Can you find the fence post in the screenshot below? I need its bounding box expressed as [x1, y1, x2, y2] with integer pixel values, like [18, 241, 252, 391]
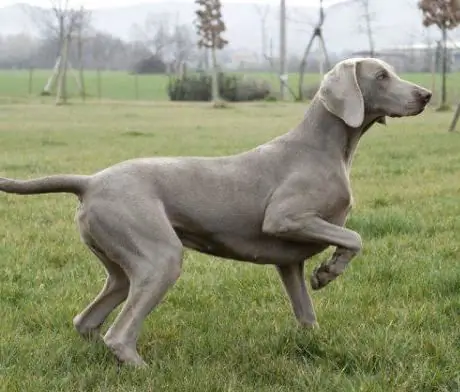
[134, 73, 139, 100]
[97, 68, 102, 99]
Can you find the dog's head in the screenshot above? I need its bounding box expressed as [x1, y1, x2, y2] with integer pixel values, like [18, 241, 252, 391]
[318, 57, 432, 128]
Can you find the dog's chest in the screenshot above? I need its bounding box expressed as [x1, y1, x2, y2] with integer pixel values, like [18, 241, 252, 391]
[177, 228, 326, 264]
[322, 180, 354, 224]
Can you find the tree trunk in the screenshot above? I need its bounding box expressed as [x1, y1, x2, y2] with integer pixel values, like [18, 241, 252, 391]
[261, 18, 267, 62]
[279, 0, 287, 100]
[77, 32, 86, 101]
[42, 57, 61, 95]
[430, 44, 437, 104]
[56, 34, 70, 105]
[363, 0, 375, 57]
[298, 32, 317, 101]
[210, 46, 220, 104]
[448, 102, 460, 132]
[440, 25, 448, 109]
[203, 49, 210, 70]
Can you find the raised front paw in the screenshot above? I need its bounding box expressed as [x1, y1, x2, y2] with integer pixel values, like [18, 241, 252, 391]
[310, 263, 338, 290]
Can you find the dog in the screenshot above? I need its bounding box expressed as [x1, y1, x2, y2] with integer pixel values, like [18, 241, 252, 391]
[0, 58, 431, 366]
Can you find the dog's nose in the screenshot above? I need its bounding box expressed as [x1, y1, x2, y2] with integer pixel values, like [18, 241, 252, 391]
[416, 89, 432, 104]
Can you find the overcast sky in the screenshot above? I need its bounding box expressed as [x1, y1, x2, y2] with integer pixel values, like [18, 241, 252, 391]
[1, 0, 343, 9]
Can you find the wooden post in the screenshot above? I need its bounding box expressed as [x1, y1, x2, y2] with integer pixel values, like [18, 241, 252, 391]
[42, 56, 61, 96]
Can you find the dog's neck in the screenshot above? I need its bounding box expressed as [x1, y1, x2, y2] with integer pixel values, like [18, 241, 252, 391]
[291, 96, 380, 168]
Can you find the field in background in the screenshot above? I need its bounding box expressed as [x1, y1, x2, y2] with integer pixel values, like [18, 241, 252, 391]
[1, 69, 460, 104]
[0, 99, 459, 391]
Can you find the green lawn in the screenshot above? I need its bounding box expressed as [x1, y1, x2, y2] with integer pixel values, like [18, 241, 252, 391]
[0, 99, 460, 391]
[1, 69, 460, 105]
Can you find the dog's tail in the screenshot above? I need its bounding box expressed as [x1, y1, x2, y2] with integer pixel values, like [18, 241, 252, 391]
[0, 175, 89, 196]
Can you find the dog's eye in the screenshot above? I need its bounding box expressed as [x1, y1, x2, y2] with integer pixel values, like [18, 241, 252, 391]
[376, 71, 388, 81]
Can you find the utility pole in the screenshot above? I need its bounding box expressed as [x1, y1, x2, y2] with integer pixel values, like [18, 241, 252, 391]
[280, 0, 287, 100]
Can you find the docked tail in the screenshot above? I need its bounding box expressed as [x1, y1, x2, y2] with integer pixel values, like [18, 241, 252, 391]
[0, 174, 89, 196]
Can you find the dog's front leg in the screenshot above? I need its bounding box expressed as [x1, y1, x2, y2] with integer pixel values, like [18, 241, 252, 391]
[277, 262, 318, 328]
[263, 213, 362, 290]
[310, 247, 358, 290]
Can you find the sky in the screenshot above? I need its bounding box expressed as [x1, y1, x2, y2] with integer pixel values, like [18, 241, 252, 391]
[0, 0, 343, 10]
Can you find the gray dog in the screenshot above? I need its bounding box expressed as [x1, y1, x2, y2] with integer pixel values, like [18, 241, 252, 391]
[0, 58, 431, 367]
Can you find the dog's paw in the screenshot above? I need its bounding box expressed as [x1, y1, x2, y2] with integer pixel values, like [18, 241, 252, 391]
[300, 321, 320, 330]
[73, 315, 102, 341]
[104, 336, 148, 368]
[310, 263, 336, 290]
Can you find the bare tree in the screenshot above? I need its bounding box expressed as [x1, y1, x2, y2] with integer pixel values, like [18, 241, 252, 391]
[54, 4, 89, 105]
[74, 9, 92, 100]
[195, 0, 229, 106]
[356, 0, 376, 57]
[418, 0, 460, 110]
[0, 33, 38, 68]
[280, 0, 287, 100]
[171, 24, 197, 74]
[131, 14, 196, 74]
[28, 1, 90, 104]
[131, 14, 172, 59]
[254, 4, 270, 62]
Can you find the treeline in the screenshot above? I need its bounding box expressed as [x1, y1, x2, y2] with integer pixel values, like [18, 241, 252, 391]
[0, 32, 152, 70]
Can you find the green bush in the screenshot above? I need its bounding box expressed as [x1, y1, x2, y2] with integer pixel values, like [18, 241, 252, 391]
[168, 72, 271, 102]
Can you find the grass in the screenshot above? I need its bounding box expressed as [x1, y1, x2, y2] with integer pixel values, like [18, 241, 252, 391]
[2, 69, 460, 105]
[0, 98, 460, 391]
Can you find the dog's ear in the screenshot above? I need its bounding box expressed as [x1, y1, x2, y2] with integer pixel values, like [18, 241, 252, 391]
[377, 116, 386, 125]
[319, 60, 364, 128]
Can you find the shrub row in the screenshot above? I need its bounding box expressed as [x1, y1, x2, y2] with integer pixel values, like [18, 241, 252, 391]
[168, 73, 271, 102]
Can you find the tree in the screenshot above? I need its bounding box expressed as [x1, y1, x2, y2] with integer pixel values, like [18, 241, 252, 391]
[90, 32, 128, 70]
[418, 0, 460, 110]
[132, 55, 167, 74]
[131, 14, 196, 75]
[195, 0, 229, 106]
[356, 0, 376, 57]
[254, 4, 270, 62]
[28, 1, 91, 104]
[0, 33, 38, 69]
[170, 24, 197, 74]
[74, 8, 92, 100]
[54, 4, 89, 105]
[131, 13, 172, 60]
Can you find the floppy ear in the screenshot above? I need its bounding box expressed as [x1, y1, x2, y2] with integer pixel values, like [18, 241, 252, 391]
[319, 60, 365, 128]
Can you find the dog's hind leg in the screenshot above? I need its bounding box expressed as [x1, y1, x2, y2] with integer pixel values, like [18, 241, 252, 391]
[82, 199, 183, 367]
[73, 245, 130, 340]
[103, 243, 182, 367]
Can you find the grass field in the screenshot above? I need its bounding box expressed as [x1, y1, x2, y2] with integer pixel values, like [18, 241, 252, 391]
[2, 69, 460, 105]
[0, 98, 460, 391]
